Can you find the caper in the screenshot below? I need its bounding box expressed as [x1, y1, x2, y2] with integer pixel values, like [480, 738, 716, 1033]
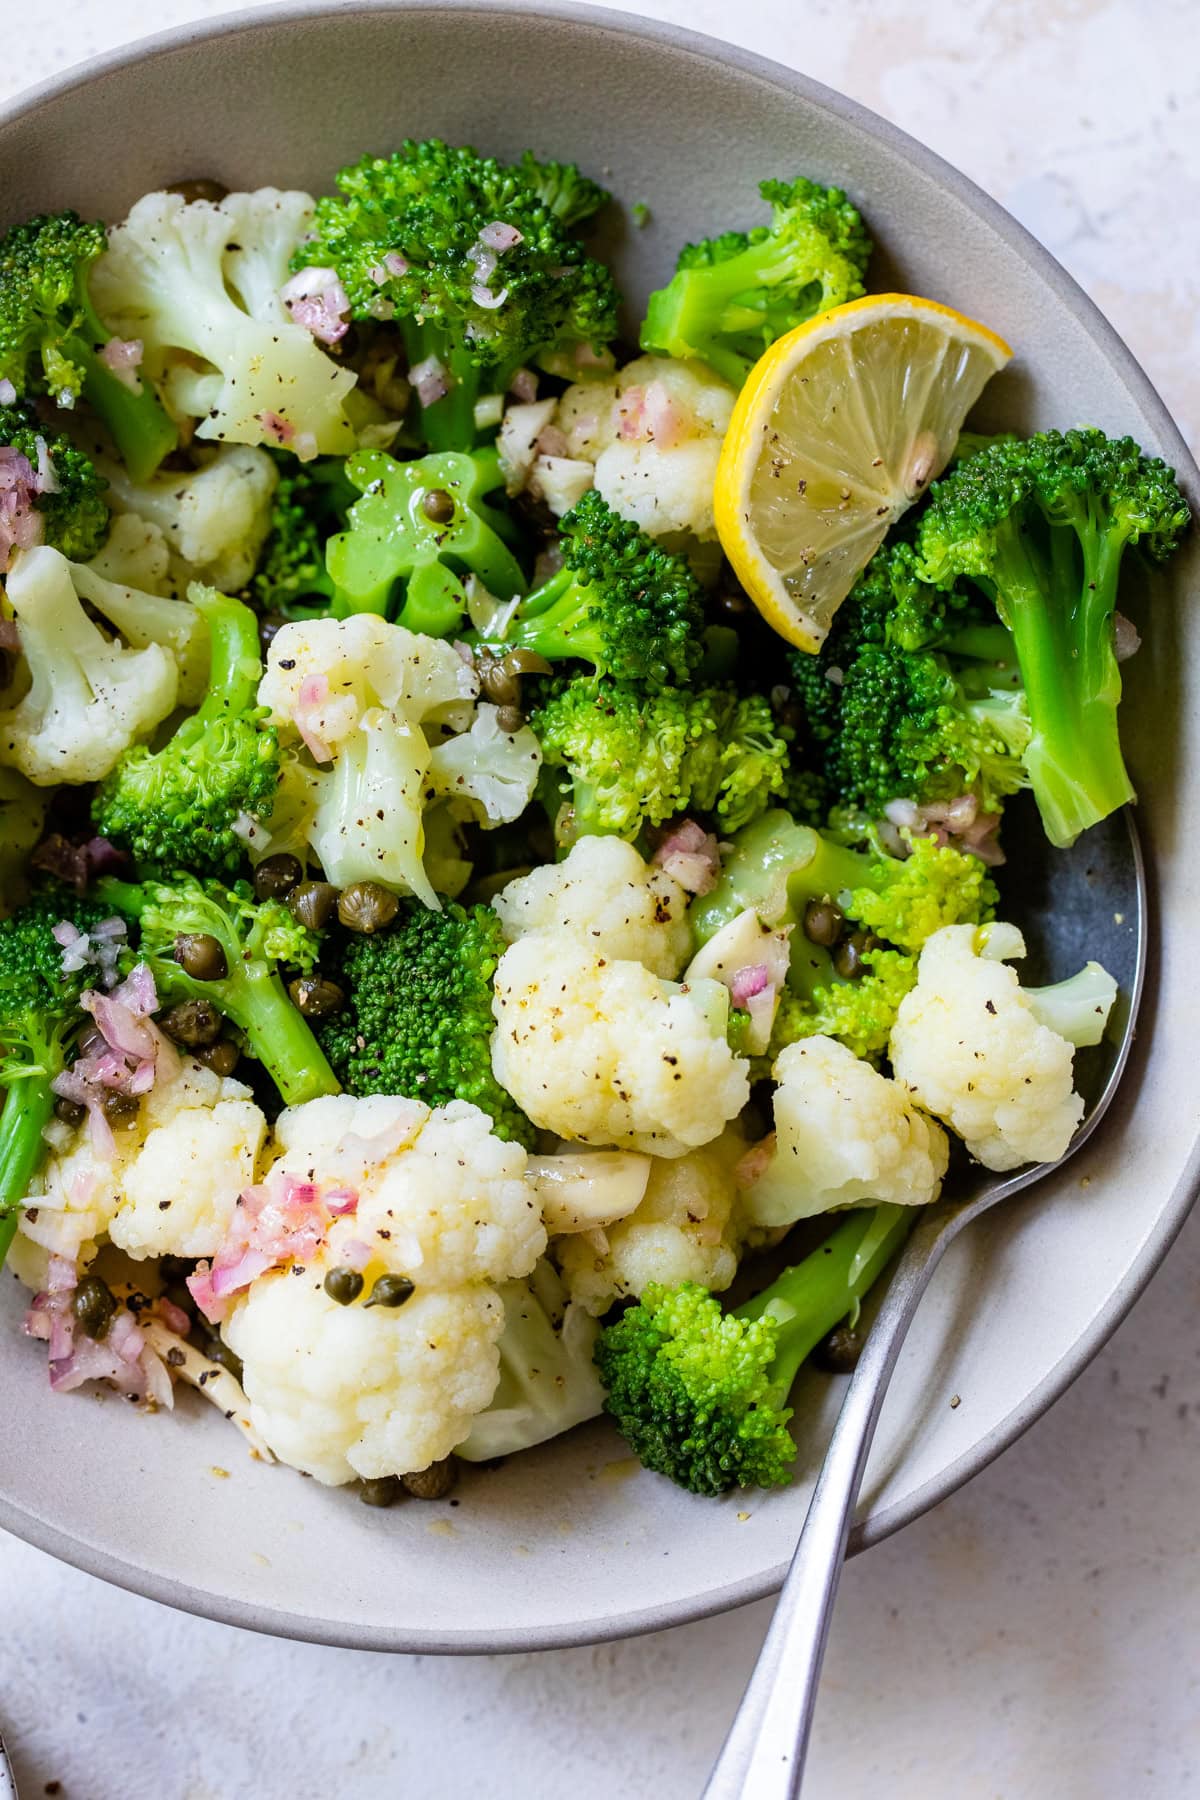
[832, 930, 878, 982]
[287, 880, 339, 931]
[290, 974, 345, 1019]
[803, 899, 845, 948]
[401, 1457, 458, 1501]
[159, 997, 223, 1048]
[364, 1273, 415, 1309]
[500, 648, 552, 677]
[207, 1338, 245, 1384]
[494, 704, 524, 734]
[479, 659, 520, 707]
[253, 853, 304, 902]
[422, 487, 456, 524]
[812, 1324, 865, 1375]
[359, 1475, 402, 1508]
[323, 1266, 365, 1306]
[72, 1275, 117, 1342]
[258, 612, 287, 655]
[77, 1023, 107, 1061]
[102, 1091, 140, 1128]
[53, 1096, 86, 1127]
[195, 1038, 240, 1077]
[337, 881, 399, 935]
[167, 176, 229, 204]
[174, 932, 228, 981]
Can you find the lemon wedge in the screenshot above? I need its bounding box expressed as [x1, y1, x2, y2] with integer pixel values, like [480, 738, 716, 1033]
[713, 294, 1012, 650]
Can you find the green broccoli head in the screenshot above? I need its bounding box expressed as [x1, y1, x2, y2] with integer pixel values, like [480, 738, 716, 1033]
[785, 538, 1030, 820]
[0, 888, 115, 1259]
[315, 899, 535, 1145]
[325, 444, 526, 624]
[92, 587, 280, 875]
[516, 152, 610, 228]
[300, 140, 620, 450]
[0, 402, 109, 562]
[495, 490, 706, 688]
[0, 211, 178, 482]
[595, 1206, 911, 1495]
[917, 427, 1190, 847]
[95, 871, 337, 1107]
[640, 175, 872, 385]
[247, 457, 356, 616]
[532, 678, 790, 843]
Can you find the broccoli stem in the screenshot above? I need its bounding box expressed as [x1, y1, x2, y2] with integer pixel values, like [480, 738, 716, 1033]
[990, 518, 1133, 848]
[400, 323, 487, 453]
[0, 1070, 55, 1266]
[736, 1204, 913, 1401]
[73, 284, 178, 483]
[189, 587, 263, 722]
[160, 961, 339, 1106]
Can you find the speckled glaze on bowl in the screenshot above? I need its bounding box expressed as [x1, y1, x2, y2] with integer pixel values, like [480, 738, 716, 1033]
[0, 0, 1197, 1655]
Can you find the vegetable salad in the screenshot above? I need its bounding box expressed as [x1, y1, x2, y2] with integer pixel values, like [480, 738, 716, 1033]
[0, 141, 1187, 1503]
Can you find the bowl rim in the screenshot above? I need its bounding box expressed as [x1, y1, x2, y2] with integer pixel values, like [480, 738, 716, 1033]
[1, 0, 1197, 1657]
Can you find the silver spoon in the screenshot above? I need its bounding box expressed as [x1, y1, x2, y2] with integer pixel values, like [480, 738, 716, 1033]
[705, 802, 1146, 1799]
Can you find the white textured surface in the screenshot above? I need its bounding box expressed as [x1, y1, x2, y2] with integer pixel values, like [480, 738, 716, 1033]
[2, 2, 1199, 1795]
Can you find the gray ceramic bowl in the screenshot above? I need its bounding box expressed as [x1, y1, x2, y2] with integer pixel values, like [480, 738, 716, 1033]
[1, 0, 1197, 1655]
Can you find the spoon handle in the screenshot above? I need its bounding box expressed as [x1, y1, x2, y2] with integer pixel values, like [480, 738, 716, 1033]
[703, 1206, 965, 1800]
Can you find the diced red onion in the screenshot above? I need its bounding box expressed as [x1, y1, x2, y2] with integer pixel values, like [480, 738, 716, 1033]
[734, 1136, 776, 1188]
[156, 1297, 192, 1336]
[470, 283, 509, 311]
[257, 410, 295, 446]
[654, 821, 721, 896]
[0, 378, 15, 404]
[338, 1236, 373, 1271]
[383, 252, 409, 278]
[745, 985, 777, 1042]
[480, 221, 523, 252]
[1114, 611, 1141, 662]
[509, 367, 538, 402]
[280, 267, 351, 347]
[408, 355, 451, 408]
[33, 437, 59, 493]
[0, 446, 44, 573]
[729, 963, 772, 1007]
[52, 920, 82, 948]
[98, 337, 144, 393]
[535, 424, 569, 459]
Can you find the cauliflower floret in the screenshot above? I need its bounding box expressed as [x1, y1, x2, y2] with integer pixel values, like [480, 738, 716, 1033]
[223, 1267, 504, 1484]
[271, 1095, 545, 1288]
[555, 1129, 747, 1315]
[491, 933, 750, 1156]
[0, 545, 177, 784]
[12, 1056, 265, 1270]
[258, 616, 479, 904]
[740, 1036, 949, 1229]
[427, 703, 542, 827]
[889, 922, 1112, 1171]
[492, 835, 691, 979]
[96, 443, 278, 592]
[552, 354, 736, 540]
[109, 1084, 267, 1259]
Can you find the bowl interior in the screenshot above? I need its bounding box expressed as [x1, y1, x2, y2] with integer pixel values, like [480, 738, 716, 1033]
[1, 1, 1197, 1653]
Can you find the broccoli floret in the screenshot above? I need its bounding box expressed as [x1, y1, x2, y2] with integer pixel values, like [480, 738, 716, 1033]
[640, 176, 872, 385]
[0, 890, 113, 1266]
[246, 457, 355, 616]
[532, 679, 790, 843]
[95, 872, 338, 1106]
[325, 445, 526, 624]
[93, 587, 280, 875]
[691, 810, 995, 1058]
[483, 490, 705, 688]
[786, 538, 1031, 819]
[917, 427, 1190, 846]
[315, 899, 534, 1144]
[0, 212, 178, 482]
[457, 1258, 604, 1459]
[300, 139, 620, 451]
[595, 1205, 911, 1494]
[0, 402, 109, 562]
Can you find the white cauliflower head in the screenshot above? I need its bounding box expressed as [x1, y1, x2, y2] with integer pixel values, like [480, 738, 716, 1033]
[490, 933, 750, 1156]
[223, 1266, 505, 1484]
[889, 922, 1114, 1171]
[427, 703, 542, 828]
[271, 1095, 545, 1289]
[552, 354, 736, 541]
[555, 1128, 747, 1315]
[96, 443, 278, 593]
[258, 616, 479, 904]
[0, 546, 178, 784]
[740, 1036, 949, 1229]
[218, 1095, 547, 1484]
[492, 835, 692, 979]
